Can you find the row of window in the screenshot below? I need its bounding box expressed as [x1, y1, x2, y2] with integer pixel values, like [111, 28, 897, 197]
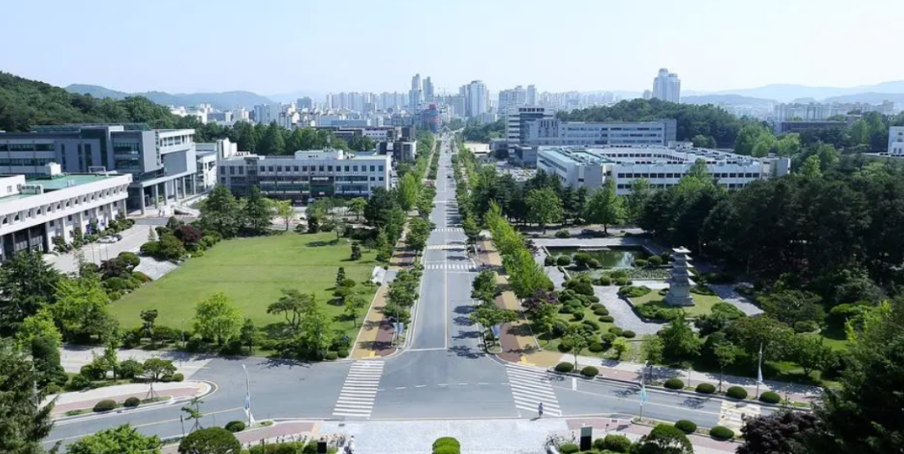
[1, 187, 125, 226]
[158, 135, 192, 147]
[221, 164, 385, 175]
[0, 143, 55, 152]
[616, 172, 761, 179]
[616, 182, 750, 190]
[0, 158, 56, 166]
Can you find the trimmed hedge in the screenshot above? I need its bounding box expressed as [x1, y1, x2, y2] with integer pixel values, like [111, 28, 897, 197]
[582, 319, 600, 331]
[664, 378, 684, 390]
[555, 362, 575, 373]
[225, 420, 246, 433]
[593, 306, 610, 316]
[325, 351, 339, 361]
[597, 276, 612, 286]
[599, 315, 615, 323]
[559, 443, 580, 454]
[599, 434, 632, 453]
[171, 373, 184, 382]
[571, 312, 586, 321]
[759, 391, 781, 404]
[433, 437, 461, 450]
[581, 366, 599, 377]
[558, 342, 573, 353]
[123, 397, 140, 408]
[710, 426, 735, 440]
[588, 342, 605, 352]
[695, 383, 716, 394]
[608, 327, 623, 336]
[726, 386, 748, 400]
[674, 419, 697, 434]
[621, 330, 636, 338]
[93, 399, 117, 412]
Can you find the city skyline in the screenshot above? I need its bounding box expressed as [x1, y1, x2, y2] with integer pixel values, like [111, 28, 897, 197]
[2, 0, 902, 96]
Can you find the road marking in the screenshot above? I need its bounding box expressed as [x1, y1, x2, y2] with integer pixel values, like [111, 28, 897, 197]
[332, 360, 384, 419]
[407, 347, 447, 352]
[415, 385, 426, 388]
[45, 407, 243, 443]
[719, 400, 761, 431]
[505, 363, 563, 417]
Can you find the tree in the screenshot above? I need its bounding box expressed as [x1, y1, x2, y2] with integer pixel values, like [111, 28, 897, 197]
[141, 309, 158, 347]
[640, 334, 664, 365]
[658, 313, 700, 360]
[193, 293, 243, 346]
[462, 215, 481, 248]
[295, 297, 333, 360]
[344, 294, 367, 328]
[737, 411, 820, 454]
[624, 178, 653, 224]
[53, 274, 116, 342]
[274, 199, 294, 231]
[180, 397, 205, 433]
[350, 242, 362, 260]
[397, 173, 420, 211]
[787, 334, 831, 377]
[143, 358, 176, 382]
[200, 185, 240, 238]
[258, 122, 286, 155]
[692, 134, 717, 148]
[584, 179, 623, 234]
[0, 340, 54, 454]
[800, 154, 822, 178]
[848, 119, 869, 145]
[102, 335, 120, 381]
[631, 423, 693, 454]
[406, 217, 433, 252]
[525, 187, 562, 233]
[612, 337, 629, 360]
[375, 228, 392, 262]
[67, 424, 162, 454]
[471, 270, 498, 304]
[335, 267, 347, 289]
[30, 335, 68, 390]
[469, 303, 518, 331]
[713, 341, 739, 392]
[16, 308, 62, 349]
[364, 187, 397, 227]
[563, 329, 590, 368]
[239, 319, 256, 355]
[241, 186, 273, 234]
[178, 427, 240, 454]
[348, 197, 367, 221]
[0, 249, 61, 332]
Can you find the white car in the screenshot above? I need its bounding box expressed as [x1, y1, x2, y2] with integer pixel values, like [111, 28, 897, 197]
[97, 235, 119, 244]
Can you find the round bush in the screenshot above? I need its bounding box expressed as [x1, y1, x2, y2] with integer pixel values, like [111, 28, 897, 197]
[225, 420, 246, 433]
[634, 258, 648, 268]
[600, 332, 616, 347]
[66, 374, 93, 391]
[325, 351, 339, 361]
[558, 342, 573, 353]
[588, 342, 605, 352]
[171, 373, 184, 382]
[759, 391, 781, 404]
[621, 330, 636, 338]
[581, 366, 599, 377]
[674, 419, 697, 434]
[648, 255, 663, 266]
[179, 427, 240, 454]
[555, 362, 575, 373]
[598, 276, 612, 286]
[589, 295, 600, 303]
[600, 434, 632, 453]
[337, 348, 349, 358]
[593, 306, 609, 316]
[726, 386, 748, 400]
[710, 426, 735, 440]
[559, 443, 580, 454]
[571, 312, 585, 321]
[599, 315, 615, 323]
[559, 305, 576, 315]
[695, 383, 716, 394]
[615, 277, 628, 286]
[544, 255, 556, 266]
[433, 437, 461, 450]
[608, 326, 623, 336]
[556, 255, 572, 266]
[123, 397, 140, 408]
[590, 302, 604, 310]
[433, 446, 460, 454]
[793, 320, 819, 333]
[582, 319, 600, 331]
[664, 378, 685, 390]
[93, 399, 117, 412]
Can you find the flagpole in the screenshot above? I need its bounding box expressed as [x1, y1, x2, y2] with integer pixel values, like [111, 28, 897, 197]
[242, 364, 255, 426]
[755, 343, 763, 399]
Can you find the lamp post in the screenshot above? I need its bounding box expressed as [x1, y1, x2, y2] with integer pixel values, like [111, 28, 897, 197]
[242, 364, 254, 427]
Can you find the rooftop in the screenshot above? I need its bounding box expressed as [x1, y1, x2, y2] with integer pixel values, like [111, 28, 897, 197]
[539, 144, 769, 166]
[30, 123, 153, 133]
[0, 173, 129, 204]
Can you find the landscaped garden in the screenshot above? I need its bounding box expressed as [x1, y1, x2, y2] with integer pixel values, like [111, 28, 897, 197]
[109, 232, 379, 341]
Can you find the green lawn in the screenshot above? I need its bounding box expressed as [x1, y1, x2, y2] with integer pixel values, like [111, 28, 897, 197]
[109, 232, 379, 339]
[539, 305, 617, 359]
[631, 290, 722, 318]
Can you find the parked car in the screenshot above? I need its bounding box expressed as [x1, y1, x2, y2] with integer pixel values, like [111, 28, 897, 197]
[98, 235, 119, 244]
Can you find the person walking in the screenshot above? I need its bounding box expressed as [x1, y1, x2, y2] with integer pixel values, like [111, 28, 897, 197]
[538, 402, 544, 418]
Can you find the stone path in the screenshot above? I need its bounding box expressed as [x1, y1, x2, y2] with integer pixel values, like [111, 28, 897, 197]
[593, 286, 665, 336]
[708, 284, 763, 316]
[59, 346, 215, 378]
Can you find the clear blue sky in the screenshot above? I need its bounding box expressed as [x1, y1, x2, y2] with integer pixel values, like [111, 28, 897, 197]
[3, 0, 901, 96]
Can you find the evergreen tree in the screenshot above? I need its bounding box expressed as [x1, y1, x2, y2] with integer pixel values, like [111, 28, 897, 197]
[0, 340, 54, 454]
[258, 122, 286, 155]
[199, 185, 240, 238]
[240, 186, 273, 234]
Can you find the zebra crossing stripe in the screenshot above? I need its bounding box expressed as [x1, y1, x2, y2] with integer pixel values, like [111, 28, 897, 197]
[332, 360, 384, 418]
[505, 364, 562, 416]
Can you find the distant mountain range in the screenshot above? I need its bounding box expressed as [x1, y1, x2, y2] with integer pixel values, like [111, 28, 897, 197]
[684, 80, 904, 104]
[682, 94, 777, 106]
[65, 84, 274, 110]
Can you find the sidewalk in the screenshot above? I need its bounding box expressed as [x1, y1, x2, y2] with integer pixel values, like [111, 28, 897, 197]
[351, 286, 396, 358]
[47, 381, 210, 416]
[162, 420, 320, 453]
[59, 346, 215, 379]
[567, 418, 736, 454]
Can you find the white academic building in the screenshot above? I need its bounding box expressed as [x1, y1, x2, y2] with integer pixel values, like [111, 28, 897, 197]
[536, 143, 790, 195]
[217, 149, 391, 202]
[889, 126, 904, 156]
[0, 165, 132, 261]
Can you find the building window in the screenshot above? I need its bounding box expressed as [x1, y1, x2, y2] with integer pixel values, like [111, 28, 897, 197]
[353, 166, 359, 172]
[344, 166, 350, 172]
[277, 166, 283, 172]
[294, 166, 299, 171]
[238, 167, 244, 175]
[327, 166, 333, 172]
[229, 167, 235, 175]
[67, 215, 72, 221]
[302, 166, 308, 172]
[318, 166, 324, 172]
[378, 165, 384, 171]
[369, 166, 375, 172]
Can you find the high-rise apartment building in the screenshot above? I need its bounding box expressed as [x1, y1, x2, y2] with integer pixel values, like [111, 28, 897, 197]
[526, 85, 537, 106]
[652, 68, 681, 103]
[423, 77, 435, 103]
[297, 97, 314, 112]
[467, 80, 488, 119]
[498, 86, 527, 113]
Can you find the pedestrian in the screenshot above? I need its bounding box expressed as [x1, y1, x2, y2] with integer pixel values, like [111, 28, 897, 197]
[538, 402, 544, 418]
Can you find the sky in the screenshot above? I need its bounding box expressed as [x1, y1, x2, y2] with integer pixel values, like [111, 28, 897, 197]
[2, 0, 902, 97]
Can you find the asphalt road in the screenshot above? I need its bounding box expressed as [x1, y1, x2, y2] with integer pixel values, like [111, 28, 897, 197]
[45, 134, 747, 444]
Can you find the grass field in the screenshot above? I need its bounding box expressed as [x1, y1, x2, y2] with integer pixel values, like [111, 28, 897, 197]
[109, 232, 379, 339]
[631, 290, 722, 318]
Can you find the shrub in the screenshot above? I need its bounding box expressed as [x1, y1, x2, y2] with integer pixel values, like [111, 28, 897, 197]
[599, 315, 615, 323]
[793, 320, 819, 333]
[325, 351, 339, 361]
[581, 366, 599, 377]
[593, 306, 610, 316]
[702, 272, 734, 284]
[648, 255, 663, 267]
[225, 420, 246, 433]
[557, 342, 572, 353]
[614, 277, 628, 286]
[600, 434, 632, 453]
[600, 332, 616, 347]
[691, 284, 717, 296]
[695, 383, 716, 394]
[634, 258, 648, 268]
[555, 229, 571, 238]
[620, 285, 652, 298]
[66, 374, 93, 391]
[582, 319, 600, 331]
[709, 426, 735, 440]
[726, 386, 748, 400]
[711, 302, 746, 320]
[544, 255, 556, 266]
[566, 279, 595, 296]
[608, 326, 623, 336]
[589, 295, 600, 303]
[636, 303, 683, 321]
[621, 330, 635, 338]
[559, 443, 580, 454]
[123, 397, 140, 408]
[597, 276, 612, 286]
[759, 391, 781, 404]
[93, 399, 117, 412]
[433, 437, 461, 450]
[664, 378, 684, 390]
[588, 342, 605, 352]
[674, 419, 697, 434]
[171, 373, 184, 382]
[571, 311, 586, 321]
[80, 363, 106, 380]
[433, 446, 459, 454]
[179, 427, 240, 454]
[337, 348, 349, 358]
[555, 362, 575, 373]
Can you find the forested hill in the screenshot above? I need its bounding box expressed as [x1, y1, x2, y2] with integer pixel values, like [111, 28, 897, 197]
[0, 72, 202, 132]
[557, 98, 749, 148]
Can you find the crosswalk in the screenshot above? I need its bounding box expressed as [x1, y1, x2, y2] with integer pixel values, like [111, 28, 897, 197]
[332, 360, 384, 418]
[433, 227, 464, 232]
[505, 363, 562, 417]
[426, 244, 467, 250]
[719, 400, 761, 431]
[423, 262, 479, 271]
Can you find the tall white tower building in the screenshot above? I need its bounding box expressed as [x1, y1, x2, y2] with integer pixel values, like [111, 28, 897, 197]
[467, 80, 488, 118]
[652, 68, 681, 103]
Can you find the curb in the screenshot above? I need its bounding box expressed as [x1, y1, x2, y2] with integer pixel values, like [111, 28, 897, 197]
[51, 380, 217, 423]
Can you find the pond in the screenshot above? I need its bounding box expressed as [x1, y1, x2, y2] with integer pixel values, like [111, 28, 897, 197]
[546, 245, 648, 269]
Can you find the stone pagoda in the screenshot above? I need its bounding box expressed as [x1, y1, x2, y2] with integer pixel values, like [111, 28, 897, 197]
[665, 247, 695, 307]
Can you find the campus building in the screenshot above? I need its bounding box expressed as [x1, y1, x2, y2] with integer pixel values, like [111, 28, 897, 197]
[0, 165, 132, 261]
[525, 118, 677, 147]
[217, 149, 391, 202]
[0, 124, 198, 214]
[888, 126, 904, 156]
[536, 143, 790, 195]
[505, 106, 554, 145]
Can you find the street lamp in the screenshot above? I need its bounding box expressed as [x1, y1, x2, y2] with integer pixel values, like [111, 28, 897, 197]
[242, 364, 255, 427]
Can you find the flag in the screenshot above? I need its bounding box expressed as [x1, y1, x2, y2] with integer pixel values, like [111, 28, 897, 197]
[756, 343, 764, 384]
[244, 393, 251, 414]
[640, 381, 648, 406]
